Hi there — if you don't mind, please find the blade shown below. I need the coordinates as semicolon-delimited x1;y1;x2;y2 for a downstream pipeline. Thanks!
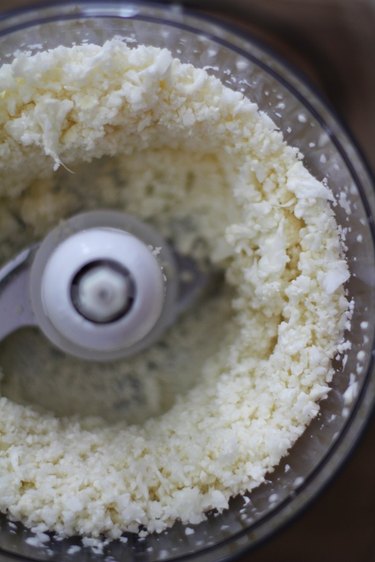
0;241;220;350
0;247;37;341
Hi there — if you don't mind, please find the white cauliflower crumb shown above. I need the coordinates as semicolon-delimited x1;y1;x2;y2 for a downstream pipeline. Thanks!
0;40;349;539
67;545;81;555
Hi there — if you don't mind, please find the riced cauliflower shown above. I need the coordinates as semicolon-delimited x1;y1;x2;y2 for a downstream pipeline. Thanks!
0;40;349;538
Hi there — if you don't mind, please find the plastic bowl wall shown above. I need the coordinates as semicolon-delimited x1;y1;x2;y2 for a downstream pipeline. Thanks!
0;3;374;561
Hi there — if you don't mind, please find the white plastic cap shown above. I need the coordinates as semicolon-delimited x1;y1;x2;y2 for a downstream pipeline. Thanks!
29;210;179;361
37;228;165;357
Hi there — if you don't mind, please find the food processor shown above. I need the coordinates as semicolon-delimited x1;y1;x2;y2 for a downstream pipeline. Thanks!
0;2;374;561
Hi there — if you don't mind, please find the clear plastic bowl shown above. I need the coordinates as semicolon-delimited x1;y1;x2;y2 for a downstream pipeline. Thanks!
0;2;374;561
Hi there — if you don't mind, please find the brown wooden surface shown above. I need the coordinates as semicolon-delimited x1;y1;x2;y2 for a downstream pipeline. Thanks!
0;1;374;561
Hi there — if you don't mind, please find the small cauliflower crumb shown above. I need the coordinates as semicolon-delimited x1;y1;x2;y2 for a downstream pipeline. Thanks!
67;545;81;555
0;40;349;538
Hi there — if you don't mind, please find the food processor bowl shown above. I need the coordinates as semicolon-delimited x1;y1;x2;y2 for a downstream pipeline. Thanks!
0;2;374;561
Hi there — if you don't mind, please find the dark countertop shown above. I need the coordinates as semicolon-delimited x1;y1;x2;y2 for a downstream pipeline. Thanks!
0;1;374;561
240;421;375;562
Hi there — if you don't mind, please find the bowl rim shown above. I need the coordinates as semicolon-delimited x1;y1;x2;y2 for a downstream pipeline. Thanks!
0;2;374;561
